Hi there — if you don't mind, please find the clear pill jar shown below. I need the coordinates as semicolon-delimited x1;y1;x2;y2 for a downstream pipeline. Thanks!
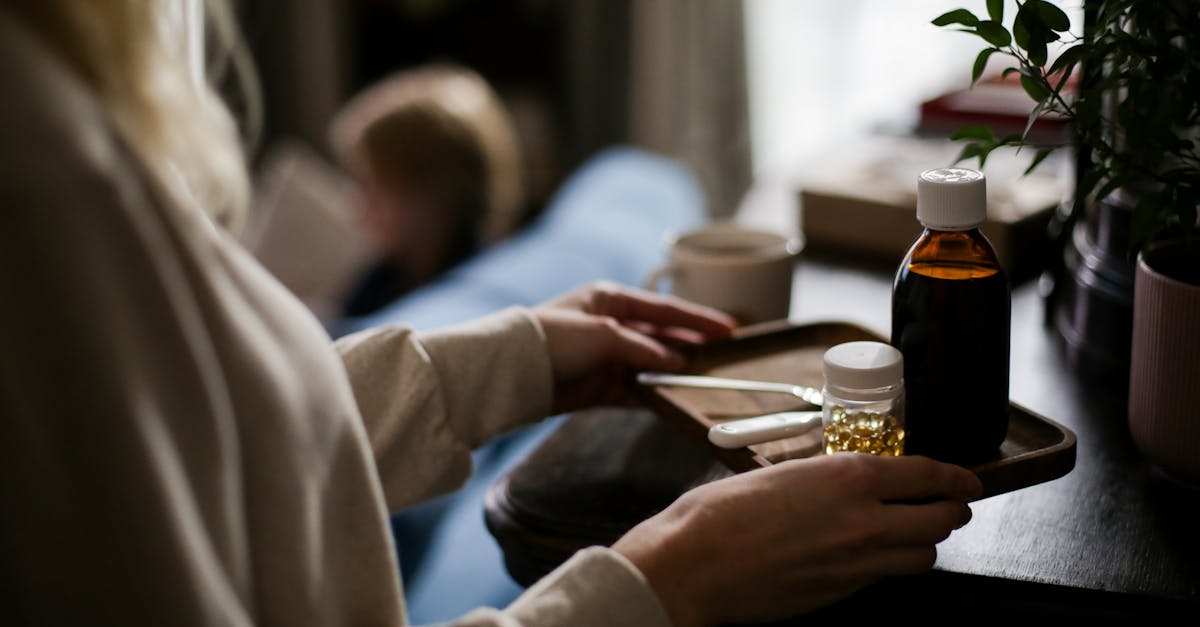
821;341;906;456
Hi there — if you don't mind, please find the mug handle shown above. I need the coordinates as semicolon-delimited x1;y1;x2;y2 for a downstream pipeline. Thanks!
643;264;676;292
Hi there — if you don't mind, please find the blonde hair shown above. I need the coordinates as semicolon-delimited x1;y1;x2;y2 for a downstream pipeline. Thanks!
2;0;256;230
330;65;525;245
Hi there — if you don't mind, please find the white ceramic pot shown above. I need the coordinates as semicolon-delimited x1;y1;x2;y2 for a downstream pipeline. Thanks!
1128;241;1200;486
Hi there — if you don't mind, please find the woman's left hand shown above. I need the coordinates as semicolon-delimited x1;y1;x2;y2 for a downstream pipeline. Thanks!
531;281;737;413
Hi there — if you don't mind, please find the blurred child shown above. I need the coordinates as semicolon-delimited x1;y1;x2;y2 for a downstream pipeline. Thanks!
329;64;526;316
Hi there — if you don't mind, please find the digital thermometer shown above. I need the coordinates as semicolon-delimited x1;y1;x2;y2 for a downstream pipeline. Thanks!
707;411;822;449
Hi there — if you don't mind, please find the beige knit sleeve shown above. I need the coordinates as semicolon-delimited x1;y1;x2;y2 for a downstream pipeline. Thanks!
334;307;554;511
453;547;674;627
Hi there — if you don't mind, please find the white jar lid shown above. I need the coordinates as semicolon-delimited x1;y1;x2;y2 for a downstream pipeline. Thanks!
823;341;904;402
917;167;987;230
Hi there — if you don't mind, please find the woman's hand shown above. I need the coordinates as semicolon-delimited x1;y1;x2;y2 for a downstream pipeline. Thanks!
613;453;983;627
530;281;736;413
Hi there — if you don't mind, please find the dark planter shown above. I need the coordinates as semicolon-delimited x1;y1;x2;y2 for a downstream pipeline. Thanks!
1128;239;1200;487
1050;189;1137;386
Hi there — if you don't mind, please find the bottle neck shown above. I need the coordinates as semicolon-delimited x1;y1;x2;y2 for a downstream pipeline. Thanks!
916;226;988;244
905;226;1004;275
918;222;982;233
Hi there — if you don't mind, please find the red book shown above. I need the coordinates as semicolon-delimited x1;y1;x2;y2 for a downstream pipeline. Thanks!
919;73;1072;144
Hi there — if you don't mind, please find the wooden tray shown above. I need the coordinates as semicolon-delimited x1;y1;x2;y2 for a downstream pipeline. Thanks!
640;320;1077;499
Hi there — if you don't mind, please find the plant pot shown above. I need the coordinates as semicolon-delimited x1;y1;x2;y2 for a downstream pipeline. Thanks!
1051;189;1136;386
1128;239;1200;487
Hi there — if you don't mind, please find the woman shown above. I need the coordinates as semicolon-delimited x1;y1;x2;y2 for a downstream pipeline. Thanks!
0;2;981;625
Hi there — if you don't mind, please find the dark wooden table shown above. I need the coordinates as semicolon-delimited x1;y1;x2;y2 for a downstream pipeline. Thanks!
485;255;1200;623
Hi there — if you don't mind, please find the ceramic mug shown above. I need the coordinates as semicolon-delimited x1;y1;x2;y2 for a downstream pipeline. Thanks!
644;222;799;324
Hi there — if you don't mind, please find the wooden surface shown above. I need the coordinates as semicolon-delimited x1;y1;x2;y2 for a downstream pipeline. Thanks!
639;321;1075;496
642;322;877;469
484;255;1200;621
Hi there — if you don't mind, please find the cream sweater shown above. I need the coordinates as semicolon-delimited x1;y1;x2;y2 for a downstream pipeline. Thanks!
0;14;670;627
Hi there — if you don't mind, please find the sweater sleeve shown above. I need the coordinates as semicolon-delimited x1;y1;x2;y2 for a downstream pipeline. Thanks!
334;307;554;511
336;314;680;627
452;547;674;627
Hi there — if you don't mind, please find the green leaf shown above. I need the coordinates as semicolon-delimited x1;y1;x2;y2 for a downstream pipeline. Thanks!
932;8;980;27
976;148;993;169
1031;0;1071;32
1014;1;1058;62
972;48;998;84
987;0;1004;22
1019;71;1050;101
1130;192;1166;252
1048;43;1085;77
1023;98;1048;139
1051;63;1077;98
1013;11;1030;49
1002;66;1022;79
1023;148;1056;175
1028;39;1048;66
950;124;997;142
976;20;1012;47
952;142;988;167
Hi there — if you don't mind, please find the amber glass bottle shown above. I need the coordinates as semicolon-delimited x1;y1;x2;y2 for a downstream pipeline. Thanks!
891;168;1010;464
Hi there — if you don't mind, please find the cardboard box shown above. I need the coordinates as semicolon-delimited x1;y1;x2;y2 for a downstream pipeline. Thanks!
799;135;1069;283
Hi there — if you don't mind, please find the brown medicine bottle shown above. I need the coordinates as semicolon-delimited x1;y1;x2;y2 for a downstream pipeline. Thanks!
891;168;1010;464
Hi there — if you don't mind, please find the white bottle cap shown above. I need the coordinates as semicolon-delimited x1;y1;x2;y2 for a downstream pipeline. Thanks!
823;341;904;402
917;168;987;230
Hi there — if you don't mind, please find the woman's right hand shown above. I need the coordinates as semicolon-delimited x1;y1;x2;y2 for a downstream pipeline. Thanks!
612;453;982;627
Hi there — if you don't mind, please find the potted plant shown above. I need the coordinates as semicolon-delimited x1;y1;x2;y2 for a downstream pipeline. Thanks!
933;0;1200;484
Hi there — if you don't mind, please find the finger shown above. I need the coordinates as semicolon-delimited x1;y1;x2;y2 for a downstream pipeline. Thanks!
874;500;973;546
623;321;708;346
605;318;687;372
592;285;737;337
649;325;709;345
867;455;983;502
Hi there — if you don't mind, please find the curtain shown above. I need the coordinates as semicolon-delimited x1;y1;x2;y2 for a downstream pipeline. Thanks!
238;0;350;157
629;0;752;219
565;0;752;219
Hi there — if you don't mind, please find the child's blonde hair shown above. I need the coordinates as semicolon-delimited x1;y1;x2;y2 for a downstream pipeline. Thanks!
330;65;525;246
